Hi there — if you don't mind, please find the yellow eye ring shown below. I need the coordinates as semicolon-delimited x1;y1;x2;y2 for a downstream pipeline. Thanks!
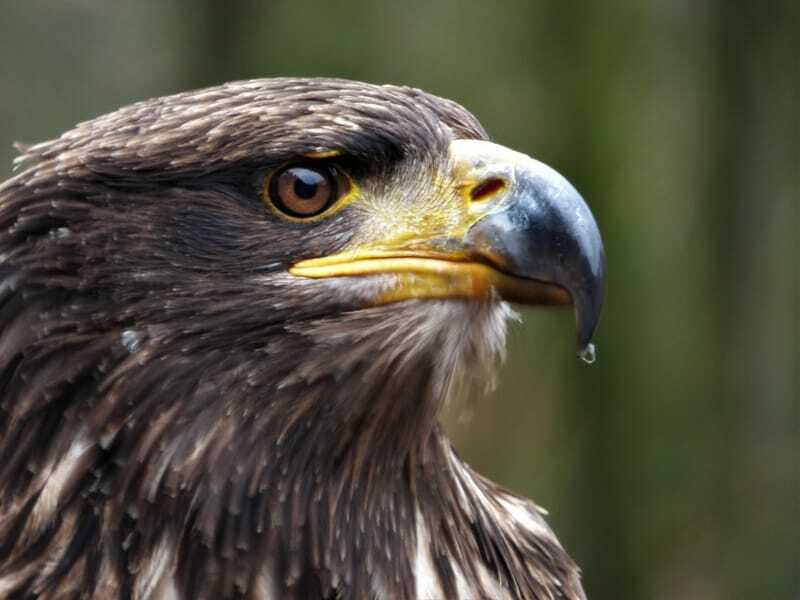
262;162;356;222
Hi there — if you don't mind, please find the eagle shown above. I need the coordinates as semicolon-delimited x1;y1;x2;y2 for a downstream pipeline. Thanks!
0;78;604;599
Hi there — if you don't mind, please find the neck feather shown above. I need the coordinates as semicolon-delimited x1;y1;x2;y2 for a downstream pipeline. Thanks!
0;295;584;599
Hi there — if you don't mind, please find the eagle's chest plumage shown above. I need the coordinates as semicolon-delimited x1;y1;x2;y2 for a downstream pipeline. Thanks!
128;450;576;600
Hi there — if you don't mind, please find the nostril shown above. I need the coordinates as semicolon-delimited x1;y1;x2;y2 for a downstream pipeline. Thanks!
470;177;506;202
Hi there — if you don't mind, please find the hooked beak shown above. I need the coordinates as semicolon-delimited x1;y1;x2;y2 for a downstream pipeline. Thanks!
290;139;606;359
457;140;606;358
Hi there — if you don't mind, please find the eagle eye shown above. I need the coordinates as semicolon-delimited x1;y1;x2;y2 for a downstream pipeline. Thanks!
265;163;348;219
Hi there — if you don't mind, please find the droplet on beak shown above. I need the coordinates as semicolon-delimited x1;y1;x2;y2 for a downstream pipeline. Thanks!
578;343;596;364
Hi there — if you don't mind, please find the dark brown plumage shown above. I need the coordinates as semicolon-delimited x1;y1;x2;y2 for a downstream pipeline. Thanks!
0;78;604;599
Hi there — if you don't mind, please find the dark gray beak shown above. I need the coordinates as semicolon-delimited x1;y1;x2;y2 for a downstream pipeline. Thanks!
456;141;606;359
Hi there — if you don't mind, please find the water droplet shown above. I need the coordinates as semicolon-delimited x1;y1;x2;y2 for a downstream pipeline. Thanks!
121;329;142;353
578;343;596;364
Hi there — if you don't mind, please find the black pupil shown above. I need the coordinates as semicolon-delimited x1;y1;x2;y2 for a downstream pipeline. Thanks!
293;169;325;200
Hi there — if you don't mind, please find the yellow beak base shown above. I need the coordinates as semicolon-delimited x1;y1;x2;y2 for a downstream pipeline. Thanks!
289;254;571;306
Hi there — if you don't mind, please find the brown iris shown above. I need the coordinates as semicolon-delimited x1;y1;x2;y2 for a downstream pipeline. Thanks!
268;164;342;218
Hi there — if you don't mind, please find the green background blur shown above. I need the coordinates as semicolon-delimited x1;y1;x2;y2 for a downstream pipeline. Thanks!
1;2;796;599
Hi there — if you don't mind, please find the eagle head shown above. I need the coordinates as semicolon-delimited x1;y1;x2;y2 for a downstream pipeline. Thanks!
0;79;604;599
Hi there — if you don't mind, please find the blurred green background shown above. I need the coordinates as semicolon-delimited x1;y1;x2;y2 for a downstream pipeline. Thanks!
0;2;796;599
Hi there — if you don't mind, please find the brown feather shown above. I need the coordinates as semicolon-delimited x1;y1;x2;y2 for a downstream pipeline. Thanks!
0;78;583;599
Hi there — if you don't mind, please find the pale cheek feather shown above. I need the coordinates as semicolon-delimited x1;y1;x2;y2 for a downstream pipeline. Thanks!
33;509;81;588
95;557;122;598
407;300;512;402
134;539;177;600
29;433;91;532
150;573;181;600
0;566;37;598
253;566;279;600
371;572;390;600
415;515;512;600
414;510;442;599
496;495;557;542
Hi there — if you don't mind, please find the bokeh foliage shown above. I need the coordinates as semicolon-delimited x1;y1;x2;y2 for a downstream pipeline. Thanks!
0;2;796;598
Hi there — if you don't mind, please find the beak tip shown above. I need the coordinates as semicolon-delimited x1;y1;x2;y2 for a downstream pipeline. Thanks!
452;139;606;361
571;249;606;363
